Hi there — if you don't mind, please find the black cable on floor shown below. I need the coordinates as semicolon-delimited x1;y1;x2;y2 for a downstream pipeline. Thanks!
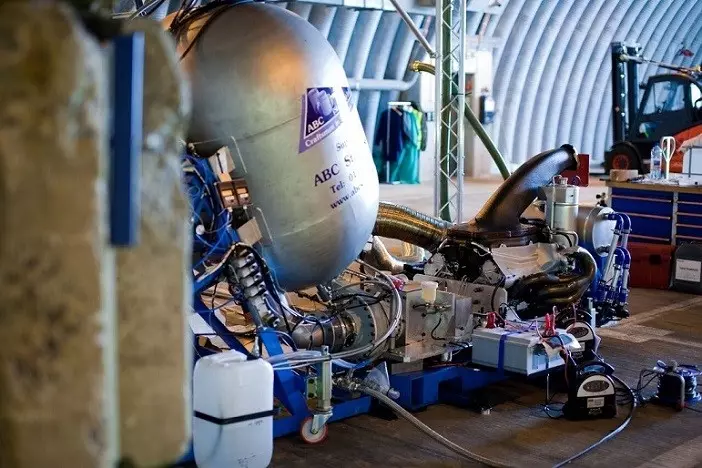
553;374;636;468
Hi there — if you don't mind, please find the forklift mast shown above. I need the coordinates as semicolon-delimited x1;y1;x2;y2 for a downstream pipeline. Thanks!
611;42;643;142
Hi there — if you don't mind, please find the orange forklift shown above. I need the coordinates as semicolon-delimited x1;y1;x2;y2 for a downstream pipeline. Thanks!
604;42;702;174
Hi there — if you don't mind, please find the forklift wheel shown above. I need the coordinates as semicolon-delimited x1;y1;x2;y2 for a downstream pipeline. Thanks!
605;143;641;173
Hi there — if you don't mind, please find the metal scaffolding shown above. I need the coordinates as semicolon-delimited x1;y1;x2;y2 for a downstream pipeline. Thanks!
434;0;466;223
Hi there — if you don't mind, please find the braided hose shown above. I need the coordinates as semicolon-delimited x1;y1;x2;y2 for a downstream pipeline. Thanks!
357;386;514;468
373;202;449;250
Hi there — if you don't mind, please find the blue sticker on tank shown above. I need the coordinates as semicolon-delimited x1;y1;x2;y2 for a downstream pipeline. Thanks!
299;87;352;153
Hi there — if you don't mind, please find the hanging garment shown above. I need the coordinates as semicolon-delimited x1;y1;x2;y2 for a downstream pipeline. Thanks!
374;108;406;163
410;101;428;151
389;110;421;184
410;109;426;151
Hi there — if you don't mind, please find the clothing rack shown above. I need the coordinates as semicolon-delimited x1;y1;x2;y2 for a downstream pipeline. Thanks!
385;101;412;183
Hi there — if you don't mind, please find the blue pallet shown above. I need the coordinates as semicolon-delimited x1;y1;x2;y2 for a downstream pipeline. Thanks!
390;366;505;411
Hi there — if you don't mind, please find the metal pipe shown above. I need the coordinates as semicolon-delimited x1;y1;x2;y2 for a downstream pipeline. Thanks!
410;61;511;180
618;247;631;305
535;278;591;302
352;385;513;468
432;13;442;219
601;213;623;283
438;1;451;221
386;0;436;58
606;250;623;304
125;0;167;19
456;0;467;222
373;202;449;250
519;249;597;305
347;76;418;95
619;213;631;248
363;236;406;274
317;346;333;413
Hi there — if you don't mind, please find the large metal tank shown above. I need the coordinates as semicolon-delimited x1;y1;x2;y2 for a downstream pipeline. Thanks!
172;4;380;290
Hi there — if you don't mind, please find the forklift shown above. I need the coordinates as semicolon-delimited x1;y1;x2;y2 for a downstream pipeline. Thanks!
604;42;702;174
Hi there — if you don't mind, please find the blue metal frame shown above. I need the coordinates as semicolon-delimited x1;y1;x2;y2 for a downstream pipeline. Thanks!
183;149;373;443
193;281;373;438
181;144;513;453
110;32;145;247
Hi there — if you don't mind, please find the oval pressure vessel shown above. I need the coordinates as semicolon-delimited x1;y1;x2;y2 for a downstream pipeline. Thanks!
172;4;380;290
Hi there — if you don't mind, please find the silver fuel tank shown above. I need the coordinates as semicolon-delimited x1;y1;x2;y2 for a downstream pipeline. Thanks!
173;4;380;290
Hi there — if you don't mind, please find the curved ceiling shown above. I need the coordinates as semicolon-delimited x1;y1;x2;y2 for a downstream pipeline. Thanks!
490;0;702;164
117;0;702;165
282;0;702;165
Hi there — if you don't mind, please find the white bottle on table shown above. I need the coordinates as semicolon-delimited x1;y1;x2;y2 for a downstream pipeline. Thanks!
650;144;662;179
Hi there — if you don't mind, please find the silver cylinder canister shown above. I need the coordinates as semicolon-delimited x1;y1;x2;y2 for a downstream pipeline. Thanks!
545;177;579;234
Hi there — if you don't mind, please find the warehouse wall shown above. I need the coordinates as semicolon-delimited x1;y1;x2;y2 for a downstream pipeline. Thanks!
284;0;702;166
116;0;702;167
490;0;702;165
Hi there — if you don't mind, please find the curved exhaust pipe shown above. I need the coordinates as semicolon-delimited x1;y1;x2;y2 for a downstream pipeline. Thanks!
473;145;578;230
512;248;597;305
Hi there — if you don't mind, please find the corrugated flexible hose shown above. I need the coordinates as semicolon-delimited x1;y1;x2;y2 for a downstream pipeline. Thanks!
357;386;515;468
373;201;449;250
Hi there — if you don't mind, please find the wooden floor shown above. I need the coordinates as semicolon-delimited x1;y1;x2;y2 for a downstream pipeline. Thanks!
272;179;702;468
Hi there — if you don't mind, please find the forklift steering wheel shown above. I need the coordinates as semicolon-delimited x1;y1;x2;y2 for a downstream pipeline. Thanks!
695;98;702;119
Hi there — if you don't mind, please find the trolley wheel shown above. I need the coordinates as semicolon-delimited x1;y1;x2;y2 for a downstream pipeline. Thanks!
300;416;328;444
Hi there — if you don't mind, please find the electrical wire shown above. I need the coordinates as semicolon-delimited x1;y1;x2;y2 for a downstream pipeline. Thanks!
542;374;564;420
430;315;445;341
127;0;168;19
357;385;514;468
552;374;636;468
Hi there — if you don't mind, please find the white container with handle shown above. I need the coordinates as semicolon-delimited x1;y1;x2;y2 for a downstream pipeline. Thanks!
193;350;274;468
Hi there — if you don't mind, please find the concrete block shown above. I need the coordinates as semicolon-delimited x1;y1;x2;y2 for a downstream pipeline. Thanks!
0;3;117;467
117;19;192;467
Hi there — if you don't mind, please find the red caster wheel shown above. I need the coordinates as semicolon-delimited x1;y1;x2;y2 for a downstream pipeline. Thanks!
300;416;328;444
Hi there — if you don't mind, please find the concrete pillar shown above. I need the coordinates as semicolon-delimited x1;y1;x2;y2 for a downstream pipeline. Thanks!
117;20;192;466
0;3;117;467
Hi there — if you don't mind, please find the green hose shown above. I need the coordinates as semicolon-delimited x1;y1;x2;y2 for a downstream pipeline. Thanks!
410;61;511;181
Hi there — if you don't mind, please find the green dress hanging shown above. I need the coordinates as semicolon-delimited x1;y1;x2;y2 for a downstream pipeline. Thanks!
391;109;421;184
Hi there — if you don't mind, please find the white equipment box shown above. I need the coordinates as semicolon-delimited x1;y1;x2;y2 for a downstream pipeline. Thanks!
682;146;702;176
472;327;580;375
